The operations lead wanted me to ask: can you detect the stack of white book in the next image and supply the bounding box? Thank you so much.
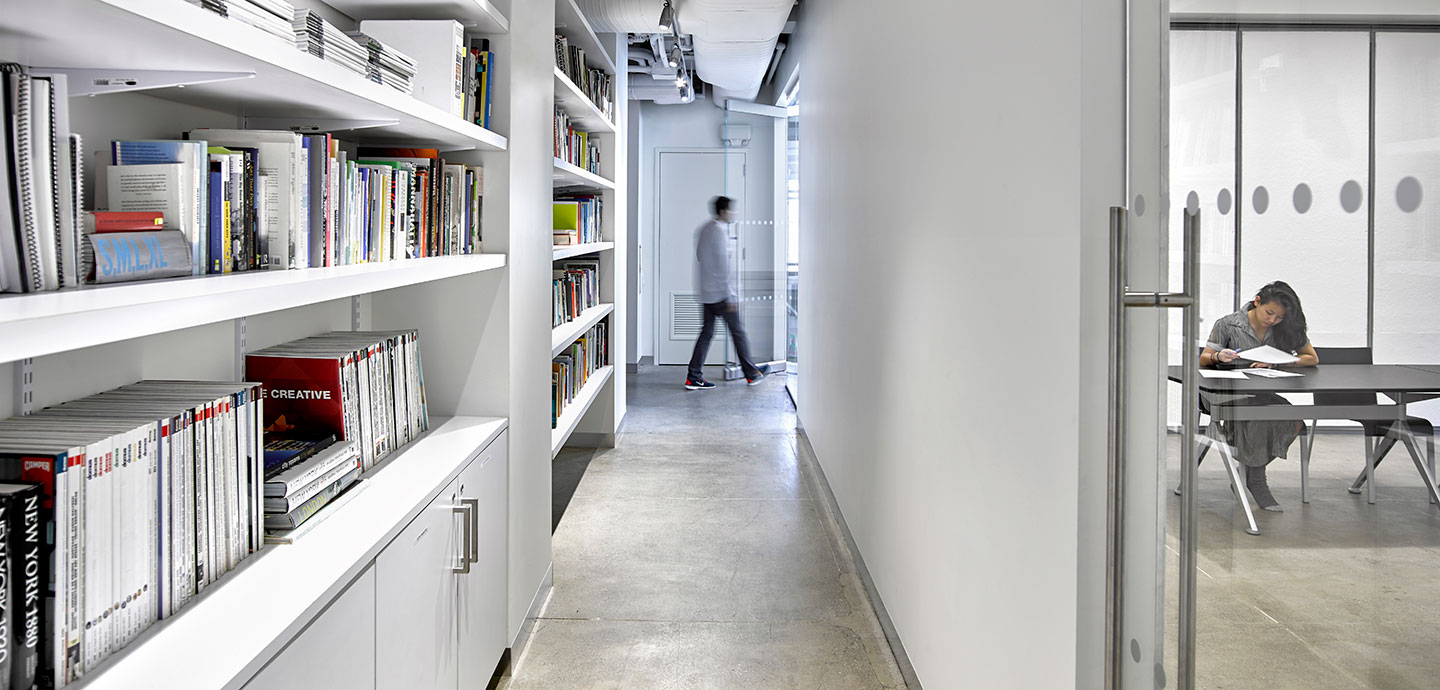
[225,0,298,47]
[345,30,419,94]
[263,439,361,532]
[293,10,370,78]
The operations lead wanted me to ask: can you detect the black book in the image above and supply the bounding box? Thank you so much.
[0,483,42,690]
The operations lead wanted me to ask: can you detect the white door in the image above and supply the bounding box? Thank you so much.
[375,483,462,690]
[243,566,377,690]
[655,150,746,365]
[457,432,508,689]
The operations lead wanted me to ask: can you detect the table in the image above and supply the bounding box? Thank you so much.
[1166,364,1440,535]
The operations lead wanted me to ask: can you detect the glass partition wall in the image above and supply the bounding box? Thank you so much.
[1166,24,1440,690]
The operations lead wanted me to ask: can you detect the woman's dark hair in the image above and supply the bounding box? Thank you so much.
[1246,281,1308,351]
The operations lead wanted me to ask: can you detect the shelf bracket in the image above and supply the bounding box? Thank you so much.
[33,68,255,97]
[242,117,399,133]
[351,296,362,331]
[234,317,247,380]
[13,358,33,416]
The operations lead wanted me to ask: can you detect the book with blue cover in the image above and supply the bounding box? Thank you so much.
[111,140,207,276]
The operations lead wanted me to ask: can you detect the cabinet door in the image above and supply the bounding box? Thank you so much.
[244,565,376,690]
[375,483,462,690]
[457,431,508,689]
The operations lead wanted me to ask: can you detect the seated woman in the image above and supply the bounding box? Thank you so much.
[1200,281,1319,511]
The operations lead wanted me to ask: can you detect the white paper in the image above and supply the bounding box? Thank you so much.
[1200,369,1248,379]
[1244,368,1304,378]
[1235,344,1300,365]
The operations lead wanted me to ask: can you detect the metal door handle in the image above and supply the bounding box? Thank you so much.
[461,497,479,566]
[451,503,473,574]
[1106,206,1201,690]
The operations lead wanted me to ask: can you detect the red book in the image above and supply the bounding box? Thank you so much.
[246,353,349,439]
[89,210,165,233]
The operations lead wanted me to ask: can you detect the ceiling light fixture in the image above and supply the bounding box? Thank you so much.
[675,68,688,88]
[658,1,674,33]
[668,43,682,69]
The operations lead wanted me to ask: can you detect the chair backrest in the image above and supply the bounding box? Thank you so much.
[1312,346,1373,406]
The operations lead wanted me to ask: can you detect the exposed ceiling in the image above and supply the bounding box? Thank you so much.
[575,0,796,104]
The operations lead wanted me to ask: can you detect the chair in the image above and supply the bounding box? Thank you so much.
[1174,347,1269,535]
[1307,347,1436,505]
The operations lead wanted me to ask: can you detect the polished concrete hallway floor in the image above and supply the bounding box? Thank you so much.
[502,365,907,690]
[1163,431,1440,690]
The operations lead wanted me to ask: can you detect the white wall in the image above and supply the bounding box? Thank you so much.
[635,95,776,360]
[796,0,1122,686]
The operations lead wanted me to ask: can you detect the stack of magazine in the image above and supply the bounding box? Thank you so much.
[0,380,264,686]
[293,10,370,79]
[263,438,361,533]
[247,330,429,473]
[200,0,298,47]
[345,31,419,94]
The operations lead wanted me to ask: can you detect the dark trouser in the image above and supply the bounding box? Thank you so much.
[688,300,761,382]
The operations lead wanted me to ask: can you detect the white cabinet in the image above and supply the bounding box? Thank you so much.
[375,484,464,690]
[375,430,509,690]
[457,431,508,689]
[244,566,377,690]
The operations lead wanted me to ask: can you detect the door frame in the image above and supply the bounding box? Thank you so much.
[650,147,750,363]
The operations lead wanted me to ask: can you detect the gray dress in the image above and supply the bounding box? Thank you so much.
[1206,309,1306,467]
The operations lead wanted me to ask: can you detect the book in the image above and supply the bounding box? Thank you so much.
[262,434,336,478]
[0,66,21,293]
[87,211,165,233]
[263,466,359,531]
[111,140,208,276]
[105,163,190,270]
[0,483,43,690]
[263,438,357,500]
[3,65,43,293]
[264,444,359,513]
[357,20,467,119]
[84,230,193,284]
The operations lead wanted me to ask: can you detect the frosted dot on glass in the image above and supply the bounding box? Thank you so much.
[1293,183,1312,214]
[1134,194,1146,217]
[1186,191,1200,213]
[1253,186,1270,215]
[1397,176,1423,213]
[1217,188,1233,215]
[1340,180,1363,213]
[1131,638,1142,663]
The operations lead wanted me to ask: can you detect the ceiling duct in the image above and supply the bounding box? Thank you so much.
[577,0,793,102]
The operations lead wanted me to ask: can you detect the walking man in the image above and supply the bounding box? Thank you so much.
[685,196,766,390]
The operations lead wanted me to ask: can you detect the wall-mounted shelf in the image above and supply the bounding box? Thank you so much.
[63,416,508,690]
[0,255,507,364]
[553,67,615,133]
[552,303,614,358]
[553,0,617,74]
[325,0,510,33]
[553,158,616,189]
[0,0,508,151]
[551,365,613,457]
[552,242,614,261]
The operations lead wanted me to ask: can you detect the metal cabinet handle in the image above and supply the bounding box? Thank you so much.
[461,497,479,566]
[451,504,473,574]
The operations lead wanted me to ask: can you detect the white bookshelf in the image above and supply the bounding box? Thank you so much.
[553,0,618,74]
[552,302,614,357]
[0,0,508,151]
[551,365,613,457]
[64,416,508,690]
[553,158,616,189]
[0,255,506,363]
[550,0,626,459]
[325,0,511,32]
[553,67,616,132]
[553,241,614,261]
[0,0,535,686]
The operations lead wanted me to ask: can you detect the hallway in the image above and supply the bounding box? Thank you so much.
[503,366,907,689]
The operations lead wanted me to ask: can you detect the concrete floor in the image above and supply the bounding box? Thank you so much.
[1163,431,1440,690]
[502,365,907,690]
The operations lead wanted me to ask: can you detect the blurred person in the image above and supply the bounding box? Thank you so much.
[684,195,767,390]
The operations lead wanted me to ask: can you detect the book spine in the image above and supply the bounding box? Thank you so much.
[12,484,42,690]
[0,491,13,690]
